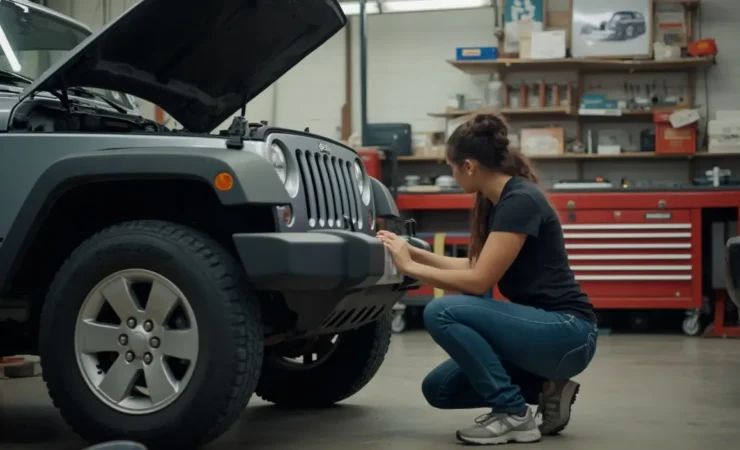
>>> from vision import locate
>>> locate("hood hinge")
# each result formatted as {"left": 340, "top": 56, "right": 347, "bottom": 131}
{"left": 225, "top": 116, "right": 247, "bottom": 149}
{"left": 225, "top": 95, "right": 249, "bottom": 150}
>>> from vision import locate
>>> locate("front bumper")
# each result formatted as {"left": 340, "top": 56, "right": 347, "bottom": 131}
{"left": 233, "top": 230, "right": 429, "bottom": 335}
{"left": 234, "top": 230, "right": 405, "bottom": 291}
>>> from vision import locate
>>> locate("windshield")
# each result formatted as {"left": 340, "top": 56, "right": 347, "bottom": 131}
{"left": 609, "top": 13, "right": 631, "bottom": 25}
{"left": 0, "top": 0, "right": 136, "bottom": 110}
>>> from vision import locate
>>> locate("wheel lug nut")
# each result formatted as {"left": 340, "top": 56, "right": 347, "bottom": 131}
{"left": 143, "top": 320, "right": 154, "bottom": 332}
{"left": 118, "top": 335, "right": 128, "bottom": 345}
{"left": 127, "top": 318, "right": 136, "bottom": 329}
{"left": 125, "top": 351, "right": 135, "bottom": 362}
{"left": 143, "top": 353, "right": 153, "bottom": 365}
{"left": 150, "top": 337, "right": 160, "bottom": 348}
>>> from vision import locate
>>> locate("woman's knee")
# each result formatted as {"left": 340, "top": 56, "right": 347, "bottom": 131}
{"left": 421, "top": 371, "right": 442, "bottom": 407}
{"left": 420, "top": 359, "right": 462, "bottom": 408}
{"left": 423, "top": 295, "right": 467, "bottom": 332}
{"left": 421, "top": 368, "right": 455, "bottom": 408}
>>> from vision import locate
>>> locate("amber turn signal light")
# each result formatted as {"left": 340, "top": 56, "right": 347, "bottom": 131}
{"left": 214, "top": 172, "right": 234, "bottom": 191}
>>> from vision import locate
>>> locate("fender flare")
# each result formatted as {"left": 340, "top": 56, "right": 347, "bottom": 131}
{"left": 0, "top": 148, "right": 290, "bottom": 290}
{"left": 370, "top": 177, "right": 399, "bottom": 219}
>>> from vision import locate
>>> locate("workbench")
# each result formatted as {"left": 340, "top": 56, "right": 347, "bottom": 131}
{"left": 393, "top": 188, "right": 740, "bottom": 337}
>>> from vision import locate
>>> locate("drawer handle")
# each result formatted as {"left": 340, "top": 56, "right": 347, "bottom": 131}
{"left": 576, "top": 275, "right": 692, "bottom": 281}
{"left": 568, "top": 254, "right": 692, "bottom": 260}
{"left": 564, "top": 232, "right": 691, "bottom": 239}
{"left": 566, "top": 243, "right": 691, "bottom": 249}
{"left": 645, "top": 212, "right": 672, "bottom": 220}
{"left": 571, "top": 265, "right": 692, "bottom": 271}
{"left": 561, "top": 223, "right": 691, "bottom": 230}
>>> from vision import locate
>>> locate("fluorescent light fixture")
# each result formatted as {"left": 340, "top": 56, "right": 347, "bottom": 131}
{"left": 381, "top": 0, "right": 492, "bottom": 13}
{"left": 0, "top": 25, "right": 21, "bottom": 73}
{"left": 340, "top": 1, "right": 381, "bottom": 15}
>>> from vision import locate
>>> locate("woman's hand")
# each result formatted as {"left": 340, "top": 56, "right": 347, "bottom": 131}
{"left": 377, "top": 231, "right": 413, "bottom": 272}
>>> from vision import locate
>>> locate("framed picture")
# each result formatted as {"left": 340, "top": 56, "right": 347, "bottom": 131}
{"left": 569, "top": 0, "right": 653, "bottom": 59}
{"left": 504, "top": 0, "right": 547, "bottom": 55}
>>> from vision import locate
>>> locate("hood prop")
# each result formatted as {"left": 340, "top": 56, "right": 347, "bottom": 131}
{"left": 35, "top": 71, "right": 72, "bottom": 114}
{"left": 57, "top": 73, "right": 71, "bottom": 112}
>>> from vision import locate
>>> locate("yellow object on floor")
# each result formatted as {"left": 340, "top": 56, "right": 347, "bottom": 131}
{"left": 433, "top": 233, "right": 446, "bottom": 299}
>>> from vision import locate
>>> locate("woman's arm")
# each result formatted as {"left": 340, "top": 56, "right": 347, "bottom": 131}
{"left": 403, "top": 231, "right": 525, "bottom": 295}
{"left": 385, "top": 192, "right": 542, "bottom": 295}
{"left": 408, "top": 245, "right": 472, "bottom": 270}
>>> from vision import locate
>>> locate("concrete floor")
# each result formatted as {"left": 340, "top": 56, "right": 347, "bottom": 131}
{"left": 1, "top": 332, "right": 739, "bottom": 450}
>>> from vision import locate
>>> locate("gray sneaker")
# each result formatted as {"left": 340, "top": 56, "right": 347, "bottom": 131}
{"left": 456, "top": 409, "right": 541, "bottom": 445}
{"left": 536, "top": 380, "right": 580, "bottom": 435}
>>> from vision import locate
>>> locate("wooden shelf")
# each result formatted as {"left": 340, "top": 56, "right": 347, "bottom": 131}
{"left": 396, "top": 152, "right": 740, "bottom": 163}
{"left": 448, "top": 56, "right": 715, "bottom": 75}
{"left": 429, "top": 107, "right": 681, "bottom": 120}
{"left": 578, "top": 108, "right": 684, "bottom": 120}
{"left": 428, "top": 106, "right": 572, "bottom": 119}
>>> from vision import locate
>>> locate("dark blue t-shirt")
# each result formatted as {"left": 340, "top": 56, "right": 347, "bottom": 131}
{"left": 486, "top": 176, "right": 596, "bottom": 323}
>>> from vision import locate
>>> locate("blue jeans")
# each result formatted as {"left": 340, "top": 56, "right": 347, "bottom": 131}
{"left": 421, "top": 294, "right": 597, "bottom": 415}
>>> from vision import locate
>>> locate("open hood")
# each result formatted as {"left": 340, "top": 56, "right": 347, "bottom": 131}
{"left": 19, "top": 0, "right": 346, "bottom": 133}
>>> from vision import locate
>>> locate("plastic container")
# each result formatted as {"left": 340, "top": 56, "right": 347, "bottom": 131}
{"left": 485, "top": 73, "right": 504, "bottom": 109}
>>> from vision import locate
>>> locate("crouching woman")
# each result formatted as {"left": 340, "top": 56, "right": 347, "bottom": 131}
{"left": 377, "top": 113, "right": 598, "bottom": 445}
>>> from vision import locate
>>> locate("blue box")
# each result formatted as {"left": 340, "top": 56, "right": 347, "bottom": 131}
{"left": 456, "top": 46, "right": 498, "bottom": 61}
{"left": 580, "top": 94, "right": 607, "bottom": 108}
{"left": 580, "top": 95, "right": 618, "bottom": 110}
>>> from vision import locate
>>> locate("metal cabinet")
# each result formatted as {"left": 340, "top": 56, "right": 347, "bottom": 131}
{"left": 558, "top": 208, "right": 701, "bottom": 309}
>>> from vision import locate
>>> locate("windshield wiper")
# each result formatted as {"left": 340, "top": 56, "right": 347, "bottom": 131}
{"left": 0, "top": 68, "right": 32, "bottom": 85}
{"left": 66, "top": 87, "right": 128, "bottom": 114}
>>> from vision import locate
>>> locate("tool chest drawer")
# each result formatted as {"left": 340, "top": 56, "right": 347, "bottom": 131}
{"left": 557, "top": 208, "right": 697, "bottom": 307}
{"left": 558, "top": 209, "right": 691, "bottom": 225}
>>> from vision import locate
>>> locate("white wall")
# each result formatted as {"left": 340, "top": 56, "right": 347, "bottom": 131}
{"left": 350, "top": 9, "right": 498, "bottom": 135}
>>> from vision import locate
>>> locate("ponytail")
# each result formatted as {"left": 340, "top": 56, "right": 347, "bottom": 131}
{"left": 507, "top": 149, "right": 539, "bottom": 184}
{"left": 468, "top": 193, "right": 493, "bottom": 262}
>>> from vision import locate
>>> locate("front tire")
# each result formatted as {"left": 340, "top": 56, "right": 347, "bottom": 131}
{"left": 256, "top": 313, "right": 393, "bottom": 407}
{"left": 39, "top": 220, "right": 263, "bottom": 449}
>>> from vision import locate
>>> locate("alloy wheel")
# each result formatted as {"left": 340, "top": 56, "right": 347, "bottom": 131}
{"left": 74, "top": 269, "right": 199, "bottom": 414}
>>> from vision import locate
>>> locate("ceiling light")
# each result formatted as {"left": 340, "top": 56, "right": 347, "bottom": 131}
{"left": 381, "top": 0, "right": 492, "bottom": 13}
{"left": 340, "top": 1, "right": 381, "bottom": 15}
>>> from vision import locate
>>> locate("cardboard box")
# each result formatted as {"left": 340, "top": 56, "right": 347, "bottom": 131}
{"left": 708, "top": 119, "right": 740, "bottom": 139}
{"left": 654, "top": 112, "right": 696, "bottom": 154}
{"left": 520, "top": 127, "right": 565, "bottom": 156}
{"left": 708, "top": 140, "right": 740, "bottom": 154}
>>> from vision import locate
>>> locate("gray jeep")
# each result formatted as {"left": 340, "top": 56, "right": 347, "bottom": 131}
{"left": 0, "top": 0, "right": 426, "bottom": 448}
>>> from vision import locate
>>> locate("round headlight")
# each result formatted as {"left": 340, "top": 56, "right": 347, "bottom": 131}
{"left": 352, "top": 161, "right": 364, "bottom": 194}
{"left": 269, "top": 143, "right": 287, "bottom": 184}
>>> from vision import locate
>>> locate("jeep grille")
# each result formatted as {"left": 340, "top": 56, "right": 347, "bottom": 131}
{"left": 296, "top": 150, "right": 363, "bottom": 229}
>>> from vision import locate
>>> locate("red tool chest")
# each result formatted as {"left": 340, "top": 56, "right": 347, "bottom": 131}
{"left": 559, "top": 208, "right": 701, "bottom": 309}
